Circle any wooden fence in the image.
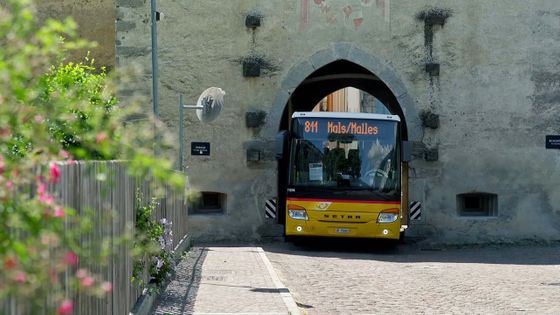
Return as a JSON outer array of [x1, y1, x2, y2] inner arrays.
[[2, 161, 189, 315]]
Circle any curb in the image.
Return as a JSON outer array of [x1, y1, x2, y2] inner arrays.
[[256, 247, 301, 315], [129, 291, 157, 315]]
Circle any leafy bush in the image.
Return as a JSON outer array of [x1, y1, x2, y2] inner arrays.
[[41, 59, 118, 158], [7, 59, 118, 160], [0, 0, 184, 313]]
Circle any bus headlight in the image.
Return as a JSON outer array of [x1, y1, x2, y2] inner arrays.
[[288, 204, 308, 220], [289, 209, 308, 220], [377, 208, 399, 223]]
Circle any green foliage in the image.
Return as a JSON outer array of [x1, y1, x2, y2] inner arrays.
[[6, 59, 119, 160], [0, 0, 185, 313], [132, 192, 174, 291], [40, 59, 119, 159]]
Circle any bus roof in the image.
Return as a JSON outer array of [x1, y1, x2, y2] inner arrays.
[[291, 111, 401, 122]]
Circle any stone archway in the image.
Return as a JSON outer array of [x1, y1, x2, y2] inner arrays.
[[268, 42, 421, 141]]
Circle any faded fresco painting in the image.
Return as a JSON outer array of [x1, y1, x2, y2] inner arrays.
[[299, 0, 390, 31]]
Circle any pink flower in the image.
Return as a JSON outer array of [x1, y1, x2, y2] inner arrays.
[[95, 132, 107, 144], [76, 268, 88, 279], [14, 271, 26, 283], [34, 115, 45, 123], [37, 178, 56, 206], [37, 180, 47, 195], [57, 299, 73, 315], [59, 150, 70, 159], [101, 281, 112, 293], [68, 159, 77, 166], [81, 276, 94, 288], [53, 207, 65, 218], [49, 163, 61, 184], [39, 193, 55, 205], [0, 155, 4, 175], [63, 251, 78, 266], [6, 181, 13, 189]]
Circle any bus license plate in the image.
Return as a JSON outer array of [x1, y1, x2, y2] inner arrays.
[[336, 228, 350, 234]]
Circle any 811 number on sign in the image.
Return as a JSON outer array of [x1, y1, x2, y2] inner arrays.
[[304, 120, 318, 133]]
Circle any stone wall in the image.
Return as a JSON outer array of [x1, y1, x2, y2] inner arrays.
[[116, 0, 560, 244], [34, 0, 115, 68]]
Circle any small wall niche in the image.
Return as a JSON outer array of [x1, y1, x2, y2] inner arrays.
[[189, 192, 227, 215], [457, 193, 498, 217]]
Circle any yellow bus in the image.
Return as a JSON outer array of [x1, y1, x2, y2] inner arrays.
[[278, 112, 408, 242]]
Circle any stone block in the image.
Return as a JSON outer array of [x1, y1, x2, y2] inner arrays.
[[246, 111, 267, 128], [332, 42, 352, 60], [281, 60, 314, 90], [309, 47, 336, 69], [243, 60, 261, 77], [346, 47, 408, 98]]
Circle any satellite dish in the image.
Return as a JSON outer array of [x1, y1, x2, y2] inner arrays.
[[195, 87, 225, 123]]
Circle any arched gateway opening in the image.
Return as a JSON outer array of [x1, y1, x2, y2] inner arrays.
[[279, 60, 408, 140], [274, 53, 417, 241]]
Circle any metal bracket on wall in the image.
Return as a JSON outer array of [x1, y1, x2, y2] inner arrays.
[[245, 13, 262, 29], [420, 111, 440, 129], [246, 111, 267, 128], [243, 60, 261, 77], [425, 63, 440, 76], [177, 88, 225, 171], [424, 148, 439, 161]]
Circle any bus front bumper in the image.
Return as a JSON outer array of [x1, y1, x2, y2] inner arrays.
[[285, 218, 402, 240]]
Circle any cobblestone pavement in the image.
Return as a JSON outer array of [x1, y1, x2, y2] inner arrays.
[[152, 246, 297, 315], [263, 240, 560, 314]]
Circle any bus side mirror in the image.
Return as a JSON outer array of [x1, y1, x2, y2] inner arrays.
[[275, 130, 289, 160], [402, 140, 412, 162]]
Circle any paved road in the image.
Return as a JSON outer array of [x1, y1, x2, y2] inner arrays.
[[263, 240, 560, 314]]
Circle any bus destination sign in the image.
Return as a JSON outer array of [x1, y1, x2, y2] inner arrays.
[[546, 135, 560, 149], [303, 120, 379, 135]]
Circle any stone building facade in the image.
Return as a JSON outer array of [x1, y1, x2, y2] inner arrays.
[[34, 0, 116, 68], [113, 0, 560, 243]]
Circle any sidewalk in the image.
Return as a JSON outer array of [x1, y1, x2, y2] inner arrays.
[[152, 245, 300, 315]]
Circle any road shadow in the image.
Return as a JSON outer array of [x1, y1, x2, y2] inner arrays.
[[262, 238, 560, 266], [152, 247, 208, 315]]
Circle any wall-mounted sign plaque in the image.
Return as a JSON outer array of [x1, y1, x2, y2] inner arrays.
[[546, 135, 560, 149], [191, 142, 210, 156]]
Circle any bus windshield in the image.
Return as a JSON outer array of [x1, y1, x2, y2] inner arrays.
[[289, 117, 399, 196]]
